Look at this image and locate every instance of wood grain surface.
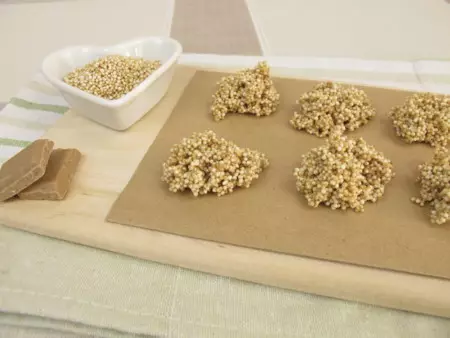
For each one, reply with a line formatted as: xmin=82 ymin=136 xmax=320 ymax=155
xmin=1 ymin=66 xmax=450 ymax=318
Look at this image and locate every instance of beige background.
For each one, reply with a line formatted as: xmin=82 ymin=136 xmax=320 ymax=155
xmin=247 ymin=0 xmax=450 ymax=59
xmin=2 ymin=0 xmax=450 ymax=100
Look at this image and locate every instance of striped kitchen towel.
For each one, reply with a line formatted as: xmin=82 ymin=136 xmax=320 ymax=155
xmin=0 ymin=73 xmax=68 ymax=164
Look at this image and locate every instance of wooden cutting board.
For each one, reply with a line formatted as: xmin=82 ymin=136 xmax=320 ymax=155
xmin=1 ymin=66 xmax=449 ymax=318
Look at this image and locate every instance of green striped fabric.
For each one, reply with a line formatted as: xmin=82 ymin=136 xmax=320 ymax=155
xmin=0 ymin=137 xmax=31 ymax=148
xmin=9 ymin=97 xmax=69 ymax=115
xmin=0 ymin=74 xmax=68 ymax=164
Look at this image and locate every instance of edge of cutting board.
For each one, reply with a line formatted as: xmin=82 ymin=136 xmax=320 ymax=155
xmin=1 ymin=65 xmax=450 ymax=319
xmin=4 ymin=213 xmax=450 ymax=319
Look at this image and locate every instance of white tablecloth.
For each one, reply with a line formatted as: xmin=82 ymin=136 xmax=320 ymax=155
xmin=1 ymin=55 xmax=450 ymax=337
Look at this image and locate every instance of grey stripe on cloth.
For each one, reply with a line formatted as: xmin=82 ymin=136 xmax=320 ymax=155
xmin=0 ymin=102 xmax=5 ymax=111
xmin=0 ymin=313 xmax=155 ymax=338
xmin=0 ymin=325 xmax=150 ymax=338
xmin=170 ymin=0 xmax=262 ymax=55
xmin=0 ymin=1 xmax=76 ymax=3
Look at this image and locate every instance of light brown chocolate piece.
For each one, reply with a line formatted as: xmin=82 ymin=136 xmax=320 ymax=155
xmin=0 ymin=139 xmax=54 ymax=202
xmin=18 ymin=148 xmax=81 ymax=201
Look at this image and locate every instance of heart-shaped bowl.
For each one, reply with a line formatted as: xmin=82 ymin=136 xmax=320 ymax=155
xmin=42 ymin=37 xmax=182 ymax=130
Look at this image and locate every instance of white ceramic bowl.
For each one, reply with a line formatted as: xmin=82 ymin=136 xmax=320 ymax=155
xmin=42 ymin=37 xmax=182 ymax=130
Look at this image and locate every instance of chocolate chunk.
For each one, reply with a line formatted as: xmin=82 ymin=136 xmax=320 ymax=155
xmin=18 ymin=148 xmax=81 ymax=201
xmin=0 ymin=139 xmax=54 ymax=202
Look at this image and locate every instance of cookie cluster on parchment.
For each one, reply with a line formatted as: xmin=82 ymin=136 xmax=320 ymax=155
xmin=290 ymin=82 xmax=376 ymax=137
xmin=162 ymin=130 xmax=269 ymax=197
xmin=210 ymin=61 xmax=280 ymax=121
xmin=294 ymin=128 xmax=395 ymax=212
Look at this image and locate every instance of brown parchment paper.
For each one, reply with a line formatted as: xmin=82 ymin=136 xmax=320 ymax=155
xmin=107 ymin=70 xmax=450 ymax=279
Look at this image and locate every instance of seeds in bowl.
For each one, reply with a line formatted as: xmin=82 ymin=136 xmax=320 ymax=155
xmin=211 ymin=61 xmax=280 ymax=121
xmin=290 ymin=82 xmax=376 ymax=137
xmin=412 ymin=147 xmax=449 ymax=225
xmin=162 ymin=130 xmax=269 ymax=197
xmin=388 ymin=93 xmax=450 ymax=147
xmin=293 ymin=127 xmax=395 ymax=212
xmin=63 ymin=55 xmax=162 ymax=100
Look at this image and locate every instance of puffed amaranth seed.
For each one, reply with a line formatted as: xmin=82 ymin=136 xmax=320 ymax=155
xmin=293 ymin=128 xmax=395 ymax=212
xmin=161 ymin=130 xmax=269 ymax=197
xmin=211 ymin=61 xmax=280 ymax=121
xmin=388 ymin=92 xmax=450 ymax=147
xmin=63 ymin=55 xmax=161 ymax=100
xmin=290 ymin=82 xmax=376 ymax=137
xmin=412 ymin=147 xmax=449 ymax=225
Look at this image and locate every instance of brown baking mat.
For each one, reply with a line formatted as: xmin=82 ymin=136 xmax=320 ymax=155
xmin=107 ymin=70 xmax=450 ymax=279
